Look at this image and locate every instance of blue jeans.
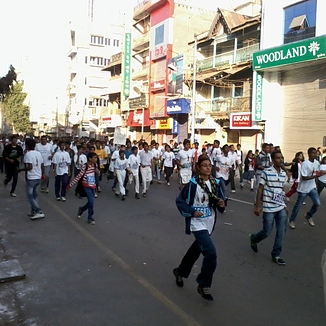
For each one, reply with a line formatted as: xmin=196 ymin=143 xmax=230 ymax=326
xmin=177 ymin=230 xmax=217 ymax=287
xmin=290 ymin=189 xmax=320 ymax=222
xmin=55 ymin=174 xmax=68 ymax=198
xmin=26 ymin=179 xmax=42 ymax=213
xmin=81 ymin=187 xmax=95 ymax=220
xmin=217 ymin=177 xmax=227 ymax=196
xmin=251 ymin=208 xmax=287 ymax=258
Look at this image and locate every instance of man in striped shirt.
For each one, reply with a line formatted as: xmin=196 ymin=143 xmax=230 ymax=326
xmin=249 ymin=150 xmax=288 ymax=266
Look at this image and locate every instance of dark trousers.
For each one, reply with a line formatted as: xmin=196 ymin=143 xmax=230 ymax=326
xmin=164 ymin=166 xmax=173 ymax=183
xmin=0 ymin=157 xmax=4 ymax=173
xmin=55 ymin=174 xmax=68 ymax=198
xmin=4 ymin=165 xmax=18 ymax=194
xmin=177 ymin=230 xmax=217 ymax=288
xmin=228 ymin=169 xmax=235 ymax=190
xmin=81 ymin=187 xmax=95 ymax=220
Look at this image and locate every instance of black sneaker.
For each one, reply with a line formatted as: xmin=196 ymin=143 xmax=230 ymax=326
xmin=173 ymin=268 xmax=183 ymax=287
xmin=115 ymin=193 xmax=120 ymax=198
xmin=249 ymin=234 xmax=258 ymax=253
xmin=197 ymin=285 xmax=213 ymax=301
xmin=77 ymin=207 xmax=83 ymax=219
xmin=272 ymin=257 xmax=286 ymax=266
xmin=135 ymin=193 xmax=140 ymax=199
xmin=122 ymin=195 xmax=126 ymax=201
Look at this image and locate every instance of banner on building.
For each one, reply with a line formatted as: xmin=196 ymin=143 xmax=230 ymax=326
xmin=123 ymin=33 xmax=132 ymax=97
xmin=230 ymin=113 xmax=252 ymax=129
xmin=113 ymin=127 xmax=128 ymax=145
xmin=167 ymin=55 xmax=184 ymax=95
xmin=252 ymin=71 xmax=263 ymax=121
xmin=158 ymin=118 xmax=172 ymax=130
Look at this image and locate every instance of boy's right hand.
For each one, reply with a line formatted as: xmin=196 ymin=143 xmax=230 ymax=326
xmin=194 ymin=211 xmax=204 ymax=217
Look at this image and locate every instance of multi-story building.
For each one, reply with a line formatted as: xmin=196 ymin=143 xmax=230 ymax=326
xmin=252 ymin=0 xmax=326 ymax=160
xmin=190 ymin=4 xmax=261 ymax=148
xmin=130 ymin=0 xmax=216 ymax=144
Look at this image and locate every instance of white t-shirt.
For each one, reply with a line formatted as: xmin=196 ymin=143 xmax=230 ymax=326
xmin=297 ymin=159 xmax=320 ymax=193
xmin=152 ymin=148 xmax=161 ymax=160
xmin=177 ymin=149 xmax=194 ymax=169
xmin=216 ymin=155 xmax=232 ymax=180
xmin=318 ymin=164 xmax=326 ymax=183
xmin=24 ymin=150 xmax=43 ymax=180
xmin=211 ymin=147 xmax=222 ymax=164
xmin=35 ymin=143 xmax=52 ymax=166
xmin=139 ymin=150 xmax=153 ymax=166
xmin=52 ymin=150 xmax=71 ymax=175
xmin=162 ymin=151 xmax=175 ymax=168
xmin=128 ymin=154 xmax=140 ymax=176
xmin=228 ymin=151 xmax=238 ymax=170
xmin=114 ymin=158 xmax=129 ymax=171
xmin=109 ymin=150 xmax=119 ymax=172
xmin=236 ymin=149 xmax=242 ymax=164
xmin=190 ymin=182 xmax=215 ymax=234
xmin=73 ymin=153 xmax=87 ymax=170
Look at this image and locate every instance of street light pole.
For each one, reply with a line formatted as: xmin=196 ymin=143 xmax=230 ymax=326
xmin=190 ymin=36 xmax=197 ymax=144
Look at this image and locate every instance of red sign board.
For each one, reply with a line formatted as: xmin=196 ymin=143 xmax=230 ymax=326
xmin=127 ymin=109 xmax=150 ymax=127
xmin=230 ymin=113 xmax=252 ymax=129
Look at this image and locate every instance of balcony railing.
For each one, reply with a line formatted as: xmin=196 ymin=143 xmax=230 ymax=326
xmin=196 ymin=96 xmax=251 ymax=114
xmin=197 ymin=43 xmax=259 ymax=72
xmin=133 ymin=31 xmax=150 ymax=51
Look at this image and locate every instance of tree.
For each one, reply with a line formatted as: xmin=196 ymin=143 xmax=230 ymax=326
xmin=1 ymin=82 xmax=31 ymax=134
xmin=0 ymin=65 xmax=17 ymax=101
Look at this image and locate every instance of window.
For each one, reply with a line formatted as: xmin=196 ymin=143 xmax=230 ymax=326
xmin=84 ymin=98 xmax=87 ymax=105
xmin=233 ymin=82 xmax=244 ymax=98
xmin=85 ymin=77 xmax=87 ymax=85
xmin=113 ymin=39 xmax=120 ymax=47
xmin=284 ymin=0 xmax=317 ymax=44
xmin=85 ymin=56 xmax=88 ymax=64
xmin=155 ymin=24 xmax=164 ymax=45
xmin=105 ymin=38 xmax=110 ymax=46
xmin=90 ymin=35 xmax=104 ymax=45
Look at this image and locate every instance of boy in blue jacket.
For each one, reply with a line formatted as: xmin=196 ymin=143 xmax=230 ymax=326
xmin=174 ymin=155 xmax=225 ymax=301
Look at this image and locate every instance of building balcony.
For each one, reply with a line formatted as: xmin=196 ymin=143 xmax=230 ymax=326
xmin=133 ymin=0 xmax=163 ymax=20
xmin=67 ymin=46 xmax=77 ymax=58
xmin=196 ymin=96 xmax=251 ymax=117
xmin=132 ymin=64 xmax=149 ymax=81
xmin=197 ymin=43 xmax=259 ymax=72
xmin=133 ymin=31 xmax=150 ymax=52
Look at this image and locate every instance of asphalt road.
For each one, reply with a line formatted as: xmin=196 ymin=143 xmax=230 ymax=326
xmin=0 ymin=172 xmax=325 ymax=326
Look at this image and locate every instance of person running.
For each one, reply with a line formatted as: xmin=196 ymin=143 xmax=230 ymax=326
xmin=35 ymin=135 xmax=53 ymax=193
xmin=254 ymin=143 xmax=271 ymax=200
xmin=176 ymin=139 xmax=194 ymax=190
xmin=128 ymin=146 xmax=141 ymax=199
xmin=52 ymin=140 xmax=71 ymax=202
xmin=317 ymin=156 xmax=326 ymax=195
xmin=285 ymin=151 xmax=304 ymax=201
xmin=161 ymin=144 xmax=175 ymax=186
xmin=139 ymin=142 xmax=153 ymax=197
xmin=94 ymin=140 xmax=108 ymax=193
xmin=73 ymin=145 xmax=87 ymax=198
xmin=215 ymin=144 xmax=232 ymax=196
xmin=114 ymin=150 xmax=130 ymax=201
xmin=228 ymin=144 xmax=238 ymax=193
xmin=17 ymin=138 xmax=45 ymax=220
xmin=242 ymin=150 xmax=255 ymax=191
xmin=249 ymin=150 xmax=288 ymax=266
xmin=67 ymin=152 xmax=100 ymax=225
xmin=173 ymin=155 xmax=225 ymax=301
xmin=289 ymin=147 xmax=322 ymax=229
xmin=3 ymin=135 xmax=23 ymax=197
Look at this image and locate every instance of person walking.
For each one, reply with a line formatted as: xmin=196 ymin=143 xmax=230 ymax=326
xmin=139 ymin=142 xmax=153 ymax=197
xmin=114 ymin=150 xmax=130 ymax=201
xmin=249 ymin=150 xmax=288 ymax=265
xmin=176 ymin=139 xmax=194 ymax=190
xmin=161 ymin=144 xmax=175 ymax=186
xmin=3 ymin=135 xmax=23 ymax=197
xmin=18 ymin=138 xmax=45 ymax=220
xmin=52 ymin=140 xmax=71 ymax=202
xmin=35 ymin=135 xmax=53 ymax=193
xmin=128 ymin=146 xmax=141 ymax=199
xmin=285 ymin=151 xmax=304 ymax=201
xmin=67 ymin=152 xmax=100 ymax=225
xmin=289 ymin=147 xmax=322 ymax=229
xmin=173 ymin=155 xmax=225 ymax=301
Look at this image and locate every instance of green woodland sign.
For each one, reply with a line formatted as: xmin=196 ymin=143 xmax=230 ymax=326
xmin=253 ymin=35 xmax=326 ymax=70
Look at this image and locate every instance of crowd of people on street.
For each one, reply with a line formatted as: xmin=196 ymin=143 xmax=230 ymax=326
xmin=1 ymin=133 xmax=326 ymax=301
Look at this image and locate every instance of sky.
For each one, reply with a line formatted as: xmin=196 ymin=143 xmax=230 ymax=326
xmin=0 ymin=0 xmax=237 ymax=120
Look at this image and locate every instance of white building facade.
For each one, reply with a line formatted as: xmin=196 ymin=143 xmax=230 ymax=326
xmin=252 ymin=0 xmax=326 ymax=160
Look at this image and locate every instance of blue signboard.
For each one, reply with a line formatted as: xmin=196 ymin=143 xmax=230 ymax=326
xmin=167 ymin=98 xmax=190 ymax=115
xmin=172 ymin=119 xmax=180 ymax=134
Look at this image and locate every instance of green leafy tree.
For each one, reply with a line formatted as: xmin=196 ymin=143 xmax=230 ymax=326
xmin=1 ymin=82 xmax=31 ymax=133
xmin=0 ymin=65 xmax=17 ymax=100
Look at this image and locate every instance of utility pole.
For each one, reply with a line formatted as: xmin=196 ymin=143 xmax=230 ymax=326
xmin=190 ymin=36 xmax=197 ymax=144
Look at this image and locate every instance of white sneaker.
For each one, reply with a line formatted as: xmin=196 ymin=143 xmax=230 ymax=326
xmin=302 ymin=202 xmax=306 ymax=205
xmin=61 ymin=197 xmax=66 ymax=202
xmin=304 ymin=214 xmax=315 ymax=227
xmin=10 ymin=193 xmax=17 ymax=197
xmin=31 ymin=212 xmax=45 ymax=220
xmin=167 ymin=182 xmax=170 ymax=186
xmin=231 ymin=190 xmax=236 ymax=193
xmin=56 ymin=197 xmax=61 ymax=201
xmin=289 ymin=221 xmax=295 ymax=229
